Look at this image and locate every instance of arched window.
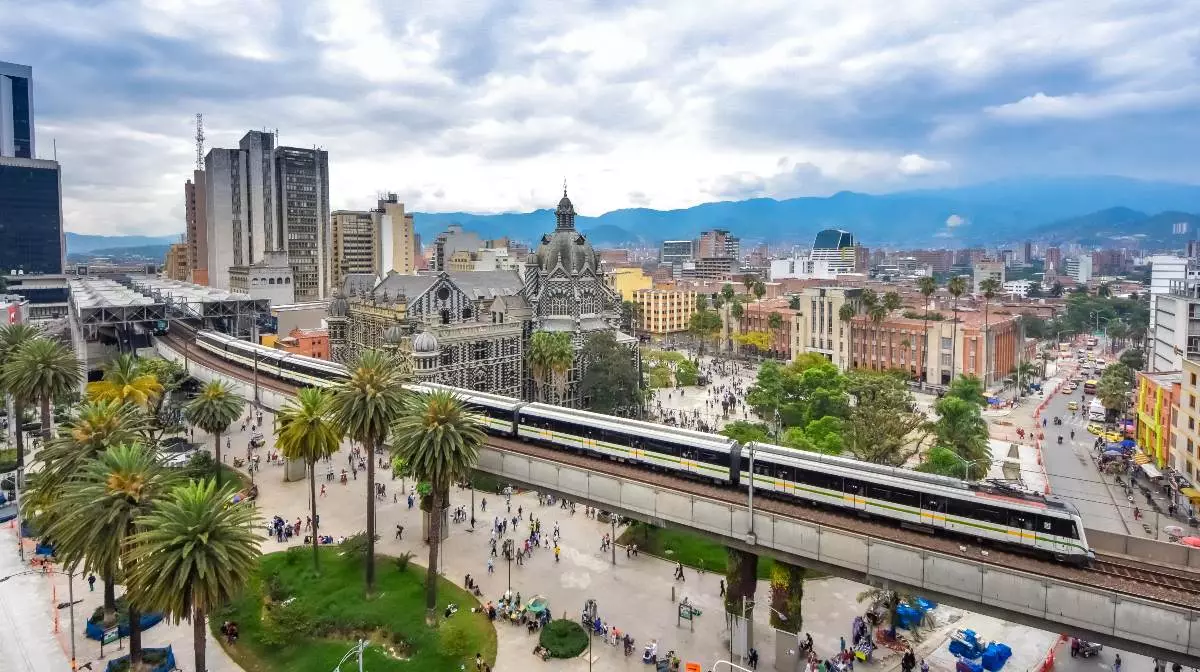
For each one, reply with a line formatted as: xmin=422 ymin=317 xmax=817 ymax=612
xmin=440 ymin=309 xmax=450 ymax=324
xmin=285 ymin=277 xmax=291 ymax=284
xmin=462 ymin=307 xmax=473 ymax=320
xmin=268 ymin=278 xmax=275 ymax=285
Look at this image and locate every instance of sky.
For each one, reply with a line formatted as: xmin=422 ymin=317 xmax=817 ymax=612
xmin=3 ymin=0 xmax=1200 ymax=236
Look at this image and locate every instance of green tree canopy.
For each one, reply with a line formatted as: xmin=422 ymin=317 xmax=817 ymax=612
xmin=842 ymin=371 xmax=928 ymax=465
xmin=932 ymin=395 xmax=990 ymax=467
xmin=1119 ymin=348 xmax=1145 ymax=372
xmin=183 ymin=380 xmax=245 ymax=485
xmin=579 ymin=331 xmax=642 ymax=415
xmin=721 ymin=420 xmax=771 ymax=444
xmin=945 ymin=375 xmax=986 ymax=406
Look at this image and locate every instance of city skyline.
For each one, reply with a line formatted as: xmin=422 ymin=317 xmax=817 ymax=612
xmin=3 ymin=0 xmax=1200 ymax=236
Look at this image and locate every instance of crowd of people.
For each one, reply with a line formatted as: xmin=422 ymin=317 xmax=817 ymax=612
xmin=646 ymin=351 xmax=760 ymax=432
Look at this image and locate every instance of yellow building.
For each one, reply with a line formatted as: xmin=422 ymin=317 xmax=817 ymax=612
xmin=1136 ymin=370 xmax=1181 ymax=469
xmin=607 ymin=267 xmax=652 ymax=301
xmin=1173 ymin=360 xmax=1200 ymax=486
xmin=163 ymin=242 xmax=190 ymax=281
xmin=634 ymin=287 xmax=696 ymax=335
xmin=447 ymin=250 xmax=476 ymax=272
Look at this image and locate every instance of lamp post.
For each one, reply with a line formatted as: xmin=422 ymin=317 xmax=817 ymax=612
xmin=946 ymin=452 xmax=992 ymax=481
xmin=503 ymin=538 xmax=514 ymax=592
xmin=610 ymin=514 xmax=619 ymax=565
xmin=746 ymin=443 xmax=756 ymax=543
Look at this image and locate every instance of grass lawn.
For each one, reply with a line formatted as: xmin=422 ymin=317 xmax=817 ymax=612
xmin=214 ymin=548 xmax=497 ymax=672
xmin=0 ymin=447 xmax=15 ymax=472
xmin=618 ymin=524 xmax=776 ymax=580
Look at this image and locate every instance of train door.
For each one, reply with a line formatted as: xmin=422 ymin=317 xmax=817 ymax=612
xmin=1008 ymin=511 xmax=1036 ymax=547
xmin=920 ymin=495 xmax=947 ymax=529
xmin=843 ymin=479 xmax=866 ymax=511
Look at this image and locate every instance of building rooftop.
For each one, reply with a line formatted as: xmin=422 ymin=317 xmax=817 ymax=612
xmin=69 ymin=278 xmax=157 ymax=309
xmin=127 ymin=276 xmax=247 ymax=303
xmin=1140 ymin=371 xmax=1183 ymax=387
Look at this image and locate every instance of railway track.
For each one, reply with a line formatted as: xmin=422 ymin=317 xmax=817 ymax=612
xmin=162 ymin=331 xmax=1200 ymax=609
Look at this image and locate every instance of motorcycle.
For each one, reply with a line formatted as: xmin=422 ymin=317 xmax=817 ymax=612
xmin=1070 ymin=638 xmax=1102 ymax=658
xmin=1057 ymin=436 xmax=1063 ymax=444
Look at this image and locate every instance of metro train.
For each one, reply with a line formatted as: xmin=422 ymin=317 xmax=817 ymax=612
xmin=193 ymin=330 xmax=1093 ymax=563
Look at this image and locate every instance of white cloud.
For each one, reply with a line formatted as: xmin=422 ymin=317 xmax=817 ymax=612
xmin=2 ymin=0 xmax=1199 ymax=235
xmin=945 ymin=214 xmax=966 ymax=228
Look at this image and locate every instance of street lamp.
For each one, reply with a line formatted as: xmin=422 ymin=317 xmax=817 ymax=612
xmin=609 ymin=513 xmax=619 ymax=566
xmin=945 ymin=452 xmax=992 ymax=481
xmin=502 ymin=538 xmax=514 ymax=592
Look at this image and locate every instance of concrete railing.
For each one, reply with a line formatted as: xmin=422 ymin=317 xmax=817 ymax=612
xmin=1088 ymin=528 xmax=1200 ymax=569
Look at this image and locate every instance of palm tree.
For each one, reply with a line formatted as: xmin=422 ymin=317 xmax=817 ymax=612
xmin=528 ymin=331 xmax=573 ymax=403
xmin=917 ymin=276 xmax=938 ymax=383
xmin=0 ymin=323 xmax=41 ymax=471
xmin=839 ymin=303 xmax=857 ymax=323
xmin=869 ymin=304 xmax=887 ymax=324
xmin=1011 ymin=360 xmax=1039 ymax=394
xmin=22 ymin=399 xmax=146 ymax=622
xmin=882 ymin=291 xmax=902 ymax=313
xmin=87 ymin=353 xmax=163 ymax=410
xmin=183 ymin=380 xmax=245 ymax=485
xmin=1049 ymin=281 xmax=1064 ymax=298
xmin=742 ymin=274 xmax=756 ymax=294
xmin=860 ymin=288 xmax=878 ymax=309
xmin=127 ymin=479 xmax=260 ymax=672
xmin=43 ymin=444 xmax=178 ymax=666
xmin=3 ymin=336 xmax=82 ymax=442
xmin=331 ymin=348 xmax=410 ymax=595
xmin=978 ymin=277 xmax=1002 ymax=384
xmin=391 ymin=390 xmax=484 ymax=626
xmin=276 ymin=387 xmax=344 ymax=570
xmin=752 ymin=281 xmax=766 ymax=302
xmin=946 ymin=276 xmax=968 ymax=382
xmin=721 ymin=283 xmax=735 ymax=305
xmin=767 ymin=312 xmax=783 ymax=357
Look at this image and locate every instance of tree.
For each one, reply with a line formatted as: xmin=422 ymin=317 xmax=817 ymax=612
xmin=1011 ymin=360 xmax=1038 ymax=392
xmin=747 ymin=360 xmax=848 ymax=429
xmin=528 ymin=331 xmax=574 ymax=403
xmin=1119 ymin=349 xmax=1145 ymax=372
xmin=0 ymin=323 xmax=42 ymax=471
xmin=916 ymin=445 xmax=979 ymax=479
xmin=183 ymin=380 xmax=245 ymax=486
xmin=127 ymin=479 xmax=260 ymax=672
xmin=752 ymin=281 xmax=766 ymax=302
xmin=689 ymin=309 xmax=723 ymax=349
xmin=733 ymin=330 xmax=771 ymax=353
xmin=932 ymin=395 xmax=989 ymax=468
xmin=945 ymin=375 xmax=986 ymax=407
xmin=331 ymin=348 xmax=410 ymax=595
xmin=695 ymin=294 xmax=709 ymax=312
xmin=3 ymin=336 xmax=82 ymax=442
xmin=722 ymin=283 xmax=736 ymax=305
xmin=767 ymin=312 xmax=784 ymax=355
xmin=860 ymin=288 xmax=878 ymax=308
xmin=882 ymin=291 xmax=902 ymax=313
xmin=1098 ymin=283 xmax=1112 ymax=298
xmin=721 ymin=420 xmax=771 ymax=444
xmin=838 ymin=303 xmax=856 ymax=325
xmin=137 ymin=357 xmax=189 ymax=444
xmin=1026 ymin=283 xmax=1044 ymax=298
xmin=43 ymin=444 xmax=179 ymax=666
xmin=781 ymin=415 xmax=844 ymax=454
xmin=917 ymin=277 xmax=938 ymax=382
xmin=946 ymin=276 xmax=968 ymax=380
xmin=391 ymin=390 xmax=484 ymax=626
xmin=579 ymin=331 xmax=642 ymax=415
xmin=276 ymin=387 xmax=344 ymax=570
xmin=1049 ymin=282 xmax=1064 ymax=298
xmin=21 ymin=398 xmax=146 ymax=623
xmin=788 ymin=296 xmax=802 ymax=310
xmin=978 ymin=277 xmax=1002 ymax=383
xmin=868 ymin=303 xmax=887 ymax=324
xmin=87 ymin=353 xmax=163 ymax=410
xmin=842 ymin=371 xmax=928 ymax=465
xmin=742 ymin=274 xmax=757 ymax=294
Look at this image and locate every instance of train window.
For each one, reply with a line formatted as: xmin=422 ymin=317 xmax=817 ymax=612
xmin=753 ymin=461 xmax=773 ymax=476
xmin=699 ymin=449 xmax=729 ymax=468
xmin=921 ymin=497 xmax=946 ymax=514
xmin=1008 ymin=513 xmax=1034 ymax=531
xmin=798 ymin=469 xmax=842 ymax=493
xmin=775 ymin=465 xmax=794 ymax=483
xmin=891 ymin=489 xmax=918 ymax=509
xmin=971 ymin=505 xmax=1007 ymax=526
xmin=844 ymin=479 xmax=864 ymax=495
xmin=1039 ymin=516 xmax=1080 ymax=539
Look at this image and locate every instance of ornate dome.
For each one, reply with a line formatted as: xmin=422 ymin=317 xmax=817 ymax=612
xmin=383 ymin=323 xmax=405 ymax=345
xmin=328 ymin=290 xmax=349 ymax=318
xmin=412 ymin=330 xmax=439 ymax=353
xmin=535 ymin=187 xmax=599 ymax=275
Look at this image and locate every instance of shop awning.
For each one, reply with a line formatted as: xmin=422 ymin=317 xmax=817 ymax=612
xmin=1140 ymin=462 xmax=1162 ymax=479
xmin=1181 ymin=487 xmax=1200 ymax=504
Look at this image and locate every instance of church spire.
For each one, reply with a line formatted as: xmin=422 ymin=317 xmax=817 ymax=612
xmin=555 ymin=181 xmax=576 ymax=231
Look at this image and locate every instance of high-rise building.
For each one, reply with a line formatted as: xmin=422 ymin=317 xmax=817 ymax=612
xmin=810 ymin=229 xmax=858 ymax=274
xmin=432 ymin=224 xmax=482 ymax=271
xmin=660 ymin=240 xmax=694 ymax=265
xmin=1023 ymin=240 xmax=1033 ymax=264
xmin=240 ymin=131 xmax=277 ymax=260
xmin=273 ymin=146 xmax=329 ymax=302
xmin=163 ymin=242 xmax=190 ymax=281
xmin=0 ymin=157 xmax=64 ymax=274
xmin=204 ymin=148 xmax=250 ymax=289
xmin=0 ymin=61 xmax=34 ymax=159
xmin=696 ymin=229 xmax=739 ymax=259
xmin=1065 ymin=256 xmax=1093 ymax=284
xmin=184 ymin=169 xmax=208 ymax=284
xmin=973 ymin=260 xmax=1005 ymax=292
xmin=1045 ymin=247 xmax=1062 ymax=273
xmin=374 ymin=193 xmax=416 ymax=276
xmin=330 ymin=209 xmax=377 ymax=291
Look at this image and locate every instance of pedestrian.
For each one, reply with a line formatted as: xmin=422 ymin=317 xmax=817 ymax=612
xmin=320 ymin=484 xmax=327 ymax=497
xmin=748 ymin=647 xmax=758 ymax=669
xmin=87 ymin=574 xmax=96 ymax=592
xmin=487 ymin=557 xmax=494 ymax=574
xmin=554 ymin=546 xmax=561 ymax=563
xmin=482 ymin=498 xmax=487 ymax=511
xmin=475 ymin=652 xmax=483 ymax=671
xmin=1114 ymin=654 xmax=1122 ymax=672
xmin=396 ymin=524 xmax=404 ymax=540
xmin=719 ymin=579 xmax=725 ymax=597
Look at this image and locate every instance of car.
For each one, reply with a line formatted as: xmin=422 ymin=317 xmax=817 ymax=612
xmin=1067 ymin=401 xmax=1079 ymax=411
xmin=1102 ymin=430 xmax=1123 ymax=442
xmin=1087 ymin=423 xmax=1104 ymax=435
xmin=1096 ymin=359 xmax=1106 ymax=367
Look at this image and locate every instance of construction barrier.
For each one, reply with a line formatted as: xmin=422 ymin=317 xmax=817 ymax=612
xmin=1036 ymin=634 xmax=1067 ymax=672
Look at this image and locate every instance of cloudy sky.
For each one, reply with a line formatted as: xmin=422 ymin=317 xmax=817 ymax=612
xmin=4 ymin=0 xmax=1199 ymax=236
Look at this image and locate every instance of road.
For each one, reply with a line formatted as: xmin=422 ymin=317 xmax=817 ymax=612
xmin=1039 ymin=352 xmax=1179 ymax=539
xmin=0 ymin=526 xmax=71 ymax=672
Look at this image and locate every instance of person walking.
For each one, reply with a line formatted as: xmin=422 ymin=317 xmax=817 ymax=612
xmin=87 ymin=574 xmax=96 ymax=592
xmin=1113 ymin=654 xmax=1121 ymax=672
xmin=719 ymin=579 xmax=725 ymax=597
xmin=395 ymin=524 xmax=404 ymax=540
xmin=554 ymin=545 xmax=561 ymax=563
xmin=487 ymin=557 xmax=494 ymax=574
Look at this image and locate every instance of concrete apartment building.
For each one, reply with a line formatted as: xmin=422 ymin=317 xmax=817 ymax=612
xmin=228 ymin=249 xmax=295 ymax=305
xmin=163 ymin=242 xmax=189 ymax=281
xmin=1172 ymin=360 xmax=1200 ymax=488
xmin=204 ymin=131 xmax=330 ymax=300
xmin=696 ymin=229 xmax=739 ymax=259
xmin=330 ymin=210 xmax=377 ymax=292
xmin=184 ymin=169 xmax=207 ymax=284
xmin=1151 ymin=279 xmax=1200 ymax=372
xmin=431 ymin=224 xmax=483 ymax=271
xmin=790 ymin=286 xmax=863 ymax=370
xmin=973 ymin=260 xmax=1005 ymax=292
xmin=376 ymin=194 xmax=416 ymax=277
xmin=634 ymin=287 xmax=697 ymax=335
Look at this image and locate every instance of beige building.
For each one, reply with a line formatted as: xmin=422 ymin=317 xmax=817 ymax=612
xmin=375 ymin=194 xmax=416 ymax=276
xmin=973 ymin=261 xmax=1005 ymax=293
xmin=789 ymin=286 xmax=863 ymax=370
xmin=606 ymin=267 xmax=653 ymax=300
xmin=163 ymin=242 xmax=190 ymax=281
xmin=331 ymin=210 xmax=378 ymax=292
xmin=634 ymin=287 xmax=697 ymax=335
xmin=1173 ymin=359 xmax=1200 ymax=485
xmin=447 ymin=250 xmax=475 ymax=272
xmin=184 ymin=169 xmax=207 ymax=284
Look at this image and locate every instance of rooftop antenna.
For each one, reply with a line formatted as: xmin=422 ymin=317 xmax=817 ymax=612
xmin=194 ymin=113 xmax=205 ymax=170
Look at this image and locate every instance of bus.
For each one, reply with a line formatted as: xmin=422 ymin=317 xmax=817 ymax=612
xmin=1083 ymin=379 xmax=1097 ymax=395
xmin=1086 ymin=337 xmax=1098 ymax=348
xmin=1087 ymin=399 xmax=1106 ymax=422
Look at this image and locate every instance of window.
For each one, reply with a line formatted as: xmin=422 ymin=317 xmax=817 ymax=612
xmin=440 ymin=309 xmax=450 ymax=324
xmin=941 ymin=354 xmax=951 ymax=366
xmin=941 ymin=337 xmax=952 ymax=350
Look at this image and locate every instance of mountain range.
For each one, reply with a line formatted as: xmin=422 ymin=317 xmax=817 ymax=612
xmin=64 ymin=176 xmax=1200 ymax=256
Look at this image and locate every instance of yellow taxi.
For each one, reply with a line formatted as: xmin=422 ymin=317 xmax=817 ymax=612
xmin=1087 ymin=424 xmax=1123 ymax=441
xmin=1067 ymin=400 xmax=1079 ymax=411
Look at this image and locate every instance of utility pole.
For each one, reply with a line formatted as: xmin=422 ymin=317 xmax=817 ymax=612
xmin=610 ymin=514 xmax=618 ymax=565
